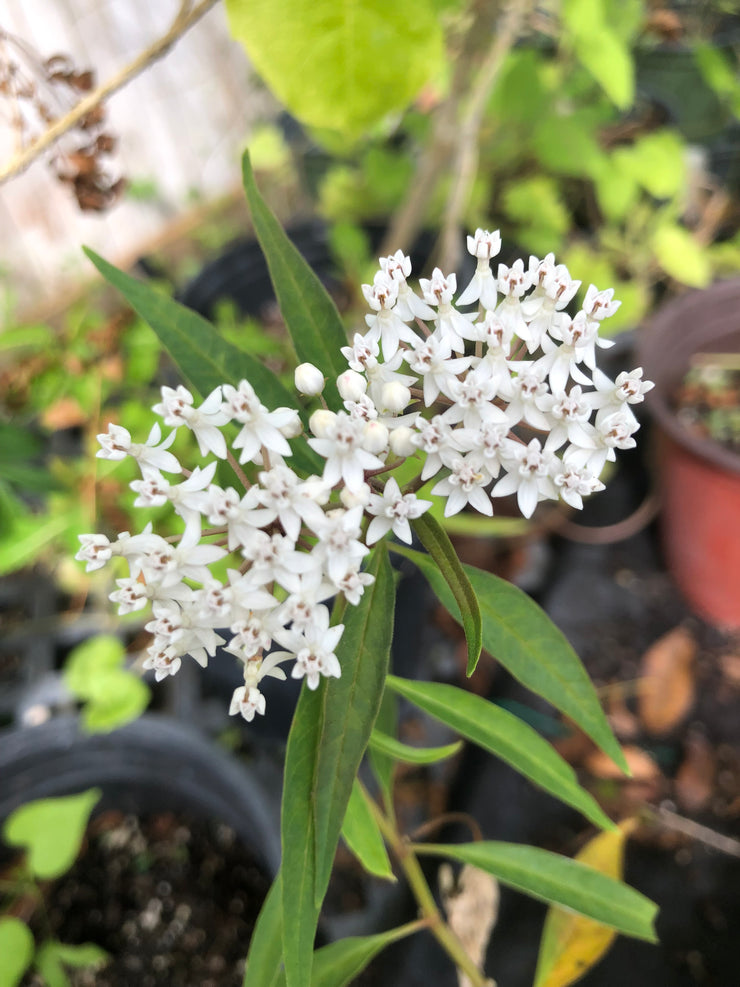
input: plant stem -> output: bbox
[0,0,219,185]
[366,786,489,987]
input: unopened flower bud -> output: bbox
[337,370,367,402]
[380,382,411,414]
[363,421,389,454]
[295,363,325,395]
[389,426,417,458]
[340,482,371,508]
[309,409,336,438]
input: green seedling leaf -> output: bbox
[83,248,320,475]
[3,789,101,880]
[43,942,109,969]
[64,635,149,733]
[274,924,418,987]
[243,874,284,987]
[391,545,628,774]
[368,729,462,766]
[281,545,394,987]
[386,677,613,831]
[241,152,346,408]
[574,29,633,109]
[0,917,34,987]
[341,780,394,880]
[225,0,444,139]
[418,842,658,943]
[411,513,482,676]
[32,943,68,987]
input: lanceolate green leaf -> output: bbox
[281,544,394,987]
[83,248,320,475]
[368,688,398,809]
[391,544,628,774]
[417,843,658,943]
[341,779,395,880]
[243,874,284,987]
[242,152,347,408]
[385,677,613,831]
[313,544,395,902]
[225,0,444,139]
[369,729,462,766]
[274,924,419,987]
[411,513,482,676]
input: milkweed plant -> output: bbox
[76,154,658,987]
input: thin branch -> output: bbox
[0,0,219,186]
[437,0,534,273]
[649,805,740,859]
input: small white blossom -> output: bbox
[366,478,432,544]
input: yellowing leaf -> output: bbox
[534,819,639,987]
[638,625,697,735]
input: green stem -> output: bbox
[364,784,489,987]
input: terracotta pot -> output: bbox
[639,280,740,629]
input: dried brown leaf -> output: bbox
[638,626,697,735]
[675,732,715,814]
[585,745,661,782]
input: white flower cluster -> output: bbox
[78,230,652,722]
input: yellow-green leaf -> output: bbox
[3,790,101,880]
[651,224,711,287]
[225,0,444,140]
[0,918,34,987]
[534,819,639,987]
[341,780,395,880]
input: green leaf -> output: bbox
[368,688,398,808]
[42,942,108,969]
[0,917,34,987]
[418,842,658,943]
[64,635,149,733]
[312,544,395,901]
[614,132,686,200]
[33,943,69,987]
[390,545,628,774]
[281,544,394,987]
[411,513,482,676]
[243,874,284,987]
[3,789,101,879]
[0,485,77,576]
[82,248,320,475]
[368,729,462,766]
[385,677,613,831]
[651,224,712,288]
[241,152,346,409]
[341,780,395,880]
[225,0,444,139]
[274,925,418,987]
[573,29,633,109]
[532,114,606,179]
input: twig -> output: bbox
[0,0,219,185]
[647,805,740,859]
[437,0,533,273]
[379,4,498,259]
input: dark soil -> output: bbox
[21,810,271,987]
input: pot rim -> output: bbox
[638,279,740,476]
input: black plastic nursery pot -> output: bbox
[0,715,281,986]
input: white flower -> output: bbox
[583,284,621,320]
[363,271,419,359]
[229,685,266,722]
[308,411,385,493]
[492,438,558,518]
[406,335,470,406]
[553,464,605,510]
[457,229,501,308]
[366,478,432,544]
[223,380,298,464]
[337,370,367,403]
[432,453,494,517]
[255,463,327,541]
[153,385,229,459]
[97,422,181,475]
[311,506,370,586]
[272,608,344,691]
